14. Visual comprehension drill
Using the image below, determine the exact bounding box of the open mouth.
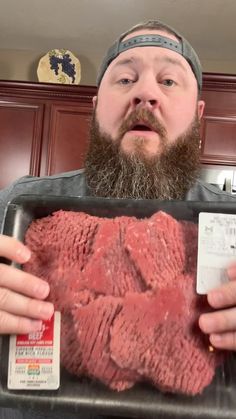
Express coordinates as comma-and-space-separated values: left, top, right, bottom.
129, 124, 154, 132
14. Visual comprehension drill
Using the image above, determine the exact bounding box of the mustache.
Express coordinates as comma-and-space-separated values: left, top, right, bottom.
117, 108, 167, 141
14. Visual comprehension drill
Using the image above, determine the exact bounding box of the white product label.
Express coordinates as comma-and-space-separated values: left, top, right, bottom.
197, 213, 236, 294
8, 311, 61, 390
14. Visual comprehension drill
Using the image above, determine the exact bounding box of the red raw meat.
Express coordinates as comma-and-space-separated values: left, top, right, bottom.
124, 211, 186, 289
23, 209, 224, 395
73, 295, 140, 390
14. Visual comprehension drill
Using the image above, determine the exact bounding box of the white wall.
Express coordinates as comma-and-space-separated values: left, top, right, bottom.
0, 49, 98, 86
0, 49, 235, 85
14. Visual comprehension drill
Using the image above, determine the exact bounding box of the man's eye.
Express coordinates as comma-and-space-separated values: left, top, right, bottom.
162, 79, 175, 87
118, 78, 134, 85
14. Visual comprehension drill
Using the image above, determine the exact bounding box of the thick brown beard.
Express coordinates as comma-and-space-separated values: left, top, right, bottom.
85, 109, 201, 199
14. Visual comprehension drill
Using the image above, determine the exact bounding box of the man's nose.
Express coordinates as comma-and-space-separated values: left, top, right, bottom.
130, 82, 160, 110
132, 97, 158, 109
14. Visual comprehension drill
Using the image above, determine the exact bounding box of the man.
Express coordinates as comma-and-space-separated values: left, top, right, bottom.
0, 19, 236, 419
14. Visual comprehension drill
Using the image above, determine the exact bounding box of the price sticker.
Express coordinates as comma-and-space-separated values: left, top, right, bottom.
197, 212, 236, 294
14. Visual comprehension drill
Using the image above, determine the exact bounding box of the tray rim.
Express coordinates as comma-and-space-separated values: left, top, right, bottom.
1, 194, 236, 417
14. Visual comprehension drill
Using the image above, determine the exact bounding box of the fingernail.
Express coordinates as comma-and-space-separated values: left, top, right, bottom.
210, 334, 222, 344
199, 314, 216, 333
30, 320, 43, 331
39, 302, 54, 319
36, 282, 50, 298
227, 266, 236, 279
16, 246, 31, 262
208, 290, 223, 306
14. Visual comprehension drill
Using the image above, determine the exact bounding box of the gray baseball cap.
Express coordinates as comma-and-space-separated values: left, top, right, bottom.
96, 20, 202, 92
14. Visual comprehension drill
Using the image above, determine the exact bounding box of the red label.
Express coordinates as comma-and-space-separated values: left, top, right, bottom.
16, 315, 54, 347
16, 359, 52, 364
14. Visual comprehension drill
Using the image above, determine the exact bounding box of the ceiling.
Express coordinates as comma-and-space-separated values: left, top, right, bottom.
1, 0, 236, 83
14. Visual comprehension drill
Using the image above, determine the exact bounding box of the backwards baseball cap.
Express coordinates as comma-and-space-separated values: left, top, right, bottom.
96, 20, 202, 92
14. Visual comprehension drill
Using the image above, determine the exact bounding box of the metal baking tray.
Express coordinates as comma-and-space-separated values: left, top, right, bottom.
1, 194, 236, 418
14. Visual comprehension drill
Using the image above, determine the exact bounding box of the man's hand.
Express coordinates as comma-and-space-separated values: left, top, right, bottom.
199, 265, 236, 350
0, 234, 54, 334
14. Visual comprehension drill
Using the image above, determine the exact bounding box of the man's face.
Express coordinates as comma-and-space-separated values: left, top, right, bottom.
85, 29, 205, 199
94, 29, 205, 159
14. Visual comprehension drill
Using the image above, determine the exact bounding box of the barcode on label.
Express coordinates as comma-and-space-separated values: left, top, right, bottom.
226, 227, 236, 236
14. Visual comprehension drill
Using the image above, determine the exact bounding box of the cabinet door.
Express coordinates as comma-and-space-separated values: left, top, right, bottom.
40, 103, 92, 176
0, 101, 44, 189
200, 114, 236, 165
200, 88, 236, 165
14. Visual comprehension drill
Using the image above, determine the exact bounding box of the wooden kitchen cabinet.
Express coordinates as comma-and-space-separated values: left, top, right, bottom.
1, 75, 236, 189
0, 81, 96, 189
40, 102, 93, 176
200, 74, 236, 165
0, 99, 44, 188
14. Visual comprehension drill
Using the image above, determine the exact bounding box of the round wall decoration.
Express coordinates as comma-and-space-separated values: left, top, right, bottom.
37, 49, 81, 84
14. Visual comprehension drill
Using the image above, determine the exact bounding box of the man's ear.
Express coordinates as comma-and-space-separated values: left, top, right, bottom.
92, 96, 97, 109
197, 100, 205, 120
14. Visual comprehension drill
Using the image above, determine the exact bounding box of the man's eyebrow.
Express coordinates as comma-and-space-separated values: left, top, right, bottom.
112, 57, 137, 68
158, 56, 187, 72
